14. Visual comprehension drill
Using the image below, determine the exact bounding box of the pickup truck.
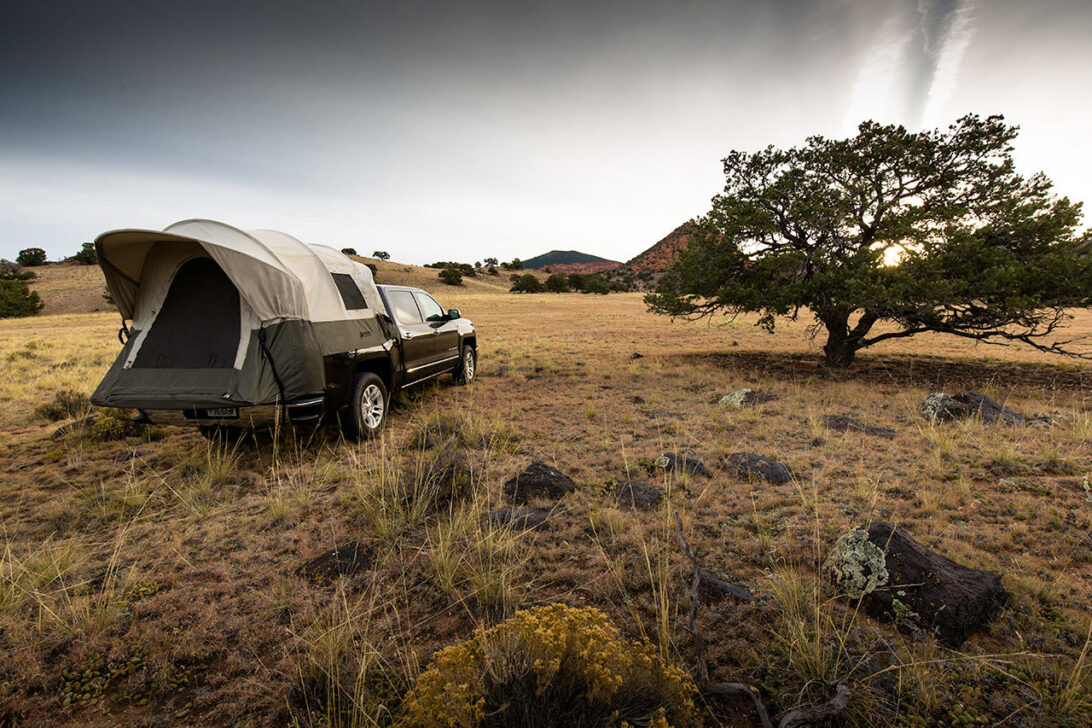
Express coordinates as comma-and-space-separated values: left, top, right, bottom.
90, 220, 477, 442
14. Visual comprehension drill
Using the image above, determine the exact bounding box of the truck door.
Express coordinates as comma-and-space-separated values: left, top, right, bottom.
414, 292, 460, 370
384, 289, 434, 383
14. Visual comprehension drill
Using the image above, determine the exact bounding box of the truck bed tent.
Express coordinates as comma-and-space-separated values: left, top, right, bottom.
92, 219, 388, 411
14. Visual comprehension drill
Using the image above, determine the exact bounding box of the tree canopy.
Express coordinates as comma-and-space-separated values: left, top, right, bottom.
646, 114, 1092, 367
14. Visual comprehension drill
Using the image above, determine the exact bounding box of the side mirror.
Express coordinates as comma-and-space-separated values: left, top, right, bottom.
448, 309, 461, 319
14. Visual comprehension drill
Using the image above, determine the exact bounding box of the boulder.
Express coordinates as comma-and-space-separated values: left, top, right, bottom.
919, 393, 969, 422
822, 414, 896, 439
487, 506, 555, 531
722, 452, 792, 485
652, 452, 712, 478
717, 388, 779, 410
503, 461, 576, 503
614, 481, 663, 510
296, 542, 374, 585
823, 522, 1007, 646
920, 391, 1026, 425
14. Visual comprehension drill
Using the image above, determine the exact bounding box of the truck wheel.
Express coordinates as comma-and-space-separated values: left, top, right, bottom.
454, 345, 476, 385
343, 372, 388, 441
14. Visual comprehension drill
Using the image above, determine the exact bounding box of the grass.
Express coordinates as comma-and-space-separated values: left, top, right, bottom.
0, 291, 1090, 726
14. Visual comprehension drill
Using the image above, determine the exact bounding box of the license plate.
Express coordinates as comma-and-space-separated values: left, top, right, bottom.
204, 407, 238, 419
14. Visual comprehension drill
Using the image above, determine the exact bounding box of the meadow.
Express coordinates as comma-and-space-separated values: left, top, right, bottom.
1, 264, 1090, 727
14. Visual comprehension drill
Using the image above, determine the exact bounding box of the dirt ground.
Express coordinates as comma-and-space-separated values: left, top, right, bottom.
1, 291, 1090, 727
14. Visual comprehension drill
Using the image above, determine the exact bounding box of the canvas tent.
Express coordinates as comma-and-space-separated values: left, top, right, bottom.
92, 219, 388, 411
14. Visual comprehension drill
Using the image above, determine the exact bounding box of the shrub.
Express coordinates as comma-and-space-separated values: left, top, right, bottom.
72, 243, 96, 265
0, 280, 44, 318
544, 273, 570, 293
398, 603, 698, 728
580, 275, 610, 295
340, 247, 358, 256
16, 248, 46, 266
90, 409, 143, 441
0, 260, 35, 281
34, 390, 91, 422
509, 274, 543, 293
407, 412, 481, 450
486, 266, 499, 276
439, 267, 463, 286
373, 250, 390, 260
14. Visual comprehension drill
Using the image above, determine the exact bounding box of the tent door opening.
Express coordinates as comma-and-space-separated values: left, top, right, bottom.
133, 257, 241, 369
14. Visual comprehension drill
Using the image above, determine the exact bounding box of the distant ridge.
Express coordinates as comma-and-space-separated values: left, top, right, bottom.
624, 222, 696, 271
523, 249, 621, 274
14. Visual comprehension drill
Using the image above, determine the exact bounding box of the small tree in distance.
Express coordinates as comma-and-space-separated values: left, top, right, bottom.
0, 280, 43, 318
647, 114, 1092, 367
341, 247, 358, 256
73, 243, 96, 264
438, 267, 463, 286
16, 248, 47, 266
509, 273, 543, 293
544, 273, 570, 292
373, 251, 390, 261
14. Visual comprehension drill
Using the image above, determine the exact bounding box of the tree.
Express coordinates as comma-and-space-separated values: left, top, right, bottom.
509, 273, 543, 293
373, 250, 390, 260
341, 247, 358, 256
580, 274, 610, 295
0, 260, 35, 281
647, 114, 1092, 367
73, 242, 96, 264
439, 267, 463, 286
483, 257, 499, 267
544, 273, 570, 292
0, 280, 43, 318
16, 248, 46, 266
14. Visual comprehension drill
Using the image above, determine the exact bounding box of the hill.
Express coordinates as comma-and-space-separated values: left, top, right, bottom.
522, 250, 620, 274
624, 221, 696, 272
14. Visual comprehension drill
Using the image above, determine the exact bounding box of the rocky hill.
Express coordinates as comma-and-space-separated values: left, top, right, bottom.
624, 221, 696, 272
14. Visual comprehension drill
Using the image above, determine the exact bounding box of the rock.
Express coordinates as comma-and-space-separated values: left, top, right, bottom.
631, 395, 646, 404
614, 481, 663, 510
717, 388, 779, 410
652, 453, 712, 478
296, 542, 374, 585
503, 461, 576, 503
722, 452, 792, 485
919, 393, 969, 422
920, 391, 1027, 425
823, 522, 1007, 646
822, 414, 896, 439
488, 506, 555, 531
629, 352, 644, 360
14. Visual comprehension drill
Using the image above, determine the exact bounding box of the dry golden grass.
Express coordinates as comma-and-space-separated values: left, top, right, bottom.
1, 291, 1090, 726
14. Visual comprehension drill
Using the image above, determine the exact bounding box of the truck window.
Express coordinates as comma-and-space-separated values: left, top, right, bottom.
415, 293, 446, 322
331, 273, 368, 310
387, 290, 423, 324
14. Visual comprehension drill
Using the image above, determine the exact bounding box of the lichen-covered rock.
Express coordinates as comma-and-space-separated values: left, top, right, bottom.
717, 388, 779, 410
503, 461, 576, 503
652, 453, 711, 478
919, 393, 969, 422
824, 522, 1007, 646
614, 481, 663, 510
721, 452, 792, 485
822, 414, 896, 439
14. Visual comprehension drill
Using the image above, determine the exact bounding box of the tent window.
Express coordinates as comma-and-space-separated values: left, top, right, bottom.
332, 273, 368, 310
133, 257, 240, 369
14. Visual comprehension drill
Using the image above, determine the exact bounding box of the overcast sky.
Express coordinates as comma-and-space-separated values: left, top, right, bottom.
2, 0, 1090, 264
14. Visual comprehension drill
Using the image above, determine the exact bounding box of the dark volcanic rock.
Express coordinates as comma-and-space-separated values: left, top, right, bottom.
653, 453, 712, 478
629, 352, 644, 360
722, 452, 792, 485
297, 543, 374, 585
503, 461, 576, 503
822, 414, 896, 439
488, 506, 555, 531
614, 481, 663, 510
824, 522, 1007, 646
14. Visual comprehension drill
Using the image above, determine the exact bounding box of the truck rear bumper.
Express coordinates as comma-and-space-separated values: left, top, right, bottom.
141, 397, 326, 428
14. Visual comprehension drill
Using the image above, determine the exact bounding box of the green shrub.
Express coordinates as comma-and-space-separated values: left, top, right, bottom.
509, 274, 543, 293
34, 390, 91, 422
90, 409, 142, 441
0, 260, 35, 281
340, 247, 358, 256
439, 267, 463, 286
544, 273, 570, 293
398, 603, 698, 728
16, 248, 47, 266
72, 243, 96, 265
0, 280, 43, 318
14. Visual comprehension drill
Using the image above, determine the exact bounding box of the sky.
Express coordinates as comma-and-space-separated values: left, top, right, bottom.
2, 0, 1090, 265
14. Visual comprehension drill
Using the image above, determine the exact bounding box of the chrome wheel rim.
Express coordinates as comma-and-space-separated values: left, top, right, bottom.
361, 384, 385, 429
463, 349, 475, 381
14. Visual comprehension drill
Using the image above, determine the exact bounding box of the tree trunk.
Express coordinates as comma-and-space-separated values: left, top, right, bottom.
823, 328, 856, 368
821, 308, 879, 368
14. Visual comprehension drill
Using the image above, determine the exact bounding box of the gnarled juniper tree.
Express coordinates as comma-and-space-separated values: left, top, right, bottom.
646, 115, 1092, 367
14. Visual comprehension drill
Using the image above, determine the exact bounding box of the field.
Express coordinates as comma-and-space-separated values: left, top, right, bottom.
2, 273, 1091, 727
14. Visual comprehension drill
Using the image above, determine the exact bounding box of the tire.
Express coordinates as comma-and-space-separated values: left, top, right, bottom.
342, 372, 388, 441
453, 345, 476, 385
198, 424, 244, 443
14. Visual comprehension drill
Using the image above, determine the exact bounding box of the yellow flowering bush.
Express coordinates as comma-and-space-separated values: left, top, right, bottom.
398, 603, 698, 728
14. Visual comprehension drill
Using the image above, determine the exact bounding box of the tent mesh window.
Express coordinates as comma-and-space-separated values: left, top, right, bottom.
133, 257, 240, 369
332, 273, 368, 310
